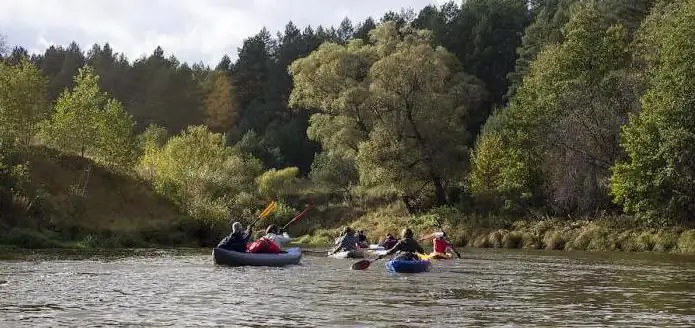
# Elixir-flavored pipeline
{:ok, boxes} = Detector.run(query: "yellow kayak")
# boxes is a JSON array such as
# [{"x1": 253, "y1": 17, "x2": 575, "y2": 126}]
[{"x1": 417, "y1": 252, "x2": 454, "y2": 260}]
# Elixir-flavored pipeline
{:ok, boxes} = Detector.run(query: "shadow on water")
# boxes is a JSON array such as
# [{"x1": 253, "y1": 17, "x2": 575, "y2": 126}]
[{"x1": 1, "y1": 247, "x2": 694, "y2": 327}]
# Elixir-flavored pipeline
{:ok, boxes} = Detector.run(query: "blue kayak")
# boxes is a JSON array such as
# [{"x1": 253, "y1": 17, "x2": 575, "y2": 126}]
[{"x1": 385, "y1": 259, "x2": 431, "y2": 273}]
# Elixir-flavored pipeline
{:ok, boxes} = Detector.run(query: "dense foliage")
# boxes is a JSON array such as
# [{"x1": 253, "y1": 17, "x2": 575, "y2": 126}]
[{"x1": 3, "y1": 0, "x2": 695, "y2": 249}]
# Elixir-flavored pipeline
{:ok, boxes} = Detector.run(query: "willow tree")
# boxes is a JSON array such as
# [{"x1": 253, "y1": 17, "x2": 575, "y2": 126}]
[{"x1": 290, "y1": 22, "x2": 486, "y2": 207}]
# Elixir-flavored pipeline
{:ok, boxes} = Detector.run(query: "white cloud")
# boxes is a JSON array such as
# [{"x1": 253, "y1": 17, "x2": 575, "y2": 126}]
[{"x1": 0, "y1": 0, "x2": 461, "y2": 65}]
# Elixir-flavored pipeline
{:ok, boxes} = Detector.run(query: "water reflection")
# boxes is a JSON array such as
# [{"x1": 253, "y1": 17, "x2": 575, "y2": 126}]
[{"x1": 0, "y1": 249, "x2": 694, "y2": 327}]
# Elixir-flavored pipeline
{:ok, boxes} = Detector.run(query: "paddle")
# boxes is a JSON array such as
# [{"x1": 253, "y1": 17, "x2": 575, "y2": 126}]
[
  {"x1": 281, "y1": 203, "x2": 314, "y2": 231},
  {"x1": 351, "y1": 257, "x2": 382, "y2": 270},
  {"x1": 248, "y1": 201, "x2": 277, "y2": 227}
]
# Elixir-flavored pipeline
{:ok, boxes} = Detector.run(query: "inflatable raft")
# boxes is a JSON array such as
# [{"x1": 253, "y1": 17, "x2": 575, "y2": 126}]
[
  {"x1": 385, "y1": 258, "x2": 431, "y2": 273},
  {"x1": 212, "y1": 247, "x2": 302, "y2": 267},
  {"x1": 329, "y1": 249, "x2": 366, "y2": 259}
]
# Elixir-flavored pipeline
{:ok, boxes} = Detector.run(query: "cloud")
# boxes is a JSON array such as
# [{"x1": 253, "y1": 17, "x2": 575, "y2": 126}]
[{"x1": 0, "y1": 0, "x2": 460, "y2": 65}]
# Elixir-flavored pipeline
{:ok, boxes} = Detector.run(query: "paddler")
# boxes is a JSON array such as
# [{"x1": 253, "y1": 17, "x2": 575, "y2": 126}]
[
  {"x1": 379, "y1": 233, "x2": 398, "y2": 249},
  {"x1": 217, "y1": 221, "x2": 253, "y2": 252},
  {"x1": 263, "y1": 224, "x2": 293, "y2": 247},
  {"x1": 328, "y1": 227, "x2": 360, "y2": 255},
  {"x1": 420, "y1": 231, "x2": 461, "y2": 259},
  {"x1": 376, "y1": 228, "x2": 425, "y2": 261}
]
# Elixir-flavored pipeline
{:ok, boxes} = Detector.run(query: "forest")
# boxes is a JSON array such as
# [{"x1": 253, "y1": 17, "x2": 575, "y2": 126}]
[{"x1": 2, "y1": 0, "x2": 695, "y2": 252}]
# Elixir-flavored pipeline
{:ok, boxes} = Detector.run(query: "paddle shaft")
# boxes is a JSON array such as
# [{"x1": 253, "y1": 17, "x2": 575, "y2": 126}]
[
  {"x1": 249, "y1": 201, "x2": 276, "y2": 227},
  {"x1": 281, "y1": 204, "x2": 314, "y2": 230}
]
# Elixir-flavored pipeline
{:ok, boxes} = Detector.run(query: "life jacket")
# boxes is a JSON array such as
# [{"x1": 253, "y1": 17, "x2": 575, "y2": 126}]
[
  {"x1": 433, "y1": 237, "x2": 448, "y2": 253},
  {"x1": 247, "y1": 237, "x2": 282, "y2": 254}
]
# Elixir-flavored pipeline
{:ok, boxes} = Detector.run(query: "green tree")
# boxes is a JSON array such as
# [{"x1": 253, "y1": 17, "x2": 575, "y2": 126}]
[
  {"x1": 611, "y1": 0, "x2": 695, "y2": 225},
  {"x1": 309, "y1": 151, "x2": 358, "y2": 193},
  {"x1": 290, "y1": 22, "x2": 486, "y2": 207},
  {"x1": 471, "y1": 2, "x2": 634, "y2": 215},
  {"x1": 256, "y1": 167, "x2": 300, "y2": 200},
  {"x1": 138, "y1": 125, "x2": 263, "y2": 223},
  {"x1": 41, "y1": 65, "x2": 105, "y2": 157},
  {"x1": 0, "y1": 60, "x2": 49, "y2": 149},
  {"x1": 506, "y1": 0, "x2": 578, "y2": 99},
  {"x1": 95, "y1": 99, "x2": 137, "y2": 169},
  {"x1": 137, "y1": 123, "x2": 168, "y2": 153},
  {"x1": 203, "y1": 71, "x2": 238, "y2": 133},
  {"x1": 42, "y1": 65, "x2": 136, "y2": 168}
]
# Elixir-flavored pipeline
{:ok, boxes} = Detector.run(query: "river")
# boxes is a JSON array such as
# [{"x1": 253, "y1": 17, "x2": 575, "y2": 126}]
[{"x1": 1, "y1": 248, "x2": 694, "y2": 327}]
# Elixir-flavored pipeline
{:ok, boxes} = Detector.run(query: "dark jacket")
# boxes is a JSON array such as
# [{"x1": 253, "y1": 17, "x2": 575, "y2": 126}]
[
  {"x1": 383, "y1": 237, "x2": 425, "y2": 256},
  {"x1": 217, "y1": 227, "x2": 252, "y2": 252},
  {"x1": 380, "y1": 237, "x2": 398, "y2": 249},
  {"x1": 330, "y1": 234, "x2": 359, "y2": 254}
]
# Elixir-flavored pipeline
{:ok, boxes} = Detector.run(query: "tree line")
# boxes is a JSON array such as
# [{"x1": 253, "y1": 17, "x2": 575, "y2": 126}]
[{"x1": 3, "y1": 0, "x2": 694, "y2": 234}]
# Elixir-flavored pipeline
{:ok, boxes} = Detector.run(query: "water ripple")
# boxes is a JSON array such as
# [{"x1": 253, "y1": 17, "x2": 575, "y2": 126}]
[{"x1": 0, "y1": 249, "x2": 694, "y2": 327}]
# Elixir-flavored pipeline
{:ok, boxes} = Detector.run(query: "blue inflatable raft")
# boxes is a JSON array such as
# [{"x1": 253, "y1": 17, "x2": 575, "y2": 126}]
[{"x1": 385, "y1": 258, "x2": 431, "y2": 273}]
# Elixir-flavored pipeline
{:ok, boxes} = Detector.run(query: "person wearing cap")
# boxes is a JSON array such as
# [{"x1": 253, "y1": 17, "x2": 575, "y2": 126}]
[
  {"x1": 216, "y1": 221, "x2": 253, "y2": 252},
  {"x1": 376, "y1": 228, "x2": 425, "y2": 261}
]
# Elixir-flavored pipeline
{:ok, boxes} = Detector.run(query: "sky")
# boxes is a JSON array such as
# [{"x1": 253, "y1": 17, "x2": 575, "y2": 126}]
[{"x1": 0, "y1": 0, "x2": 460, "y2": 66}]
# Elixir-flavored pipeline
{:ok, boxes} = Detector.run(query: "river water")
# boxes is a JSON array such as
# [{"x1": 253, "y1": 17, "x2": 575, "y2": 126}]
[{"x1": 1, "y1": 248, "x2": 694, "y2": 327}]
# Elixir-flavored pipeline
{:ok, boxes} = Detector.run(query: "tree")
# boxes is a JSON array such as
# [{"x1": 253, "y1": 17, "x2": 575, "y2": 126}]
[
  {"x1": 137, "y1": 125, "x2": 263, "y2": 222},
  {"x1": 470, "y1": 2, "x2": 634, "y2": 215},
  {"x1": 6, "y1": 46, "x2": 30, "y2": 66},
  {"x1": 256, "y1": 167, "x2": 300, "y2": 200},
  {"x1": 95, "y1": 99, "x2": 137, "y2": 169},
  {"x1": 290, "y1": 22, "x2": 486, "y2": 207},
  {"x1": 41, "y1": 65, "x2": 105, "y2": 157},
  {"x1": 611, "y1": 0, "x2": 695, "y2": 225},
  {"x1": 42, "y1": 65, "x2": 136, "y2": 168},
  {"x1": 203, "y1": 71, "x2": 238, "y2": 133},
  {"x1": 309, "y1": 151, "x2": 359, "y2": 193},
  {"x1": 449, "y1": 0, "x2": 530, "y2": 105},
  {"x1": 137, "y1": 123, "x2": 169, "y2": 152},
  {"x1": 506, "y1": 0, "x2": 578, "y2": 99},
  {"x1": 0, "y1": 60, "x2": 49, "y2": 149}
]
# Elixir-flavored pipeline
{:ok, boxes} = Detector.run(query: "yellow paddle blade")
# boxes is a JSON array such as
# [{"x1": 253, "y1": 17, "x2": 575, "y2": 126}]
[{"x1": 259, "y1": 201, "x2": 277, "y2": 218}]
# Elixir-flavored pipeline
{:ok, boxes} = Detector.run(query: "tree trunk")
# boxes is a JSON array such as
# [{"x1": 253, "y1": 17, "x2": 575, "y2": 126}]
[
  {"x1": 431, "y1": 174, "x2": 448, "y2": 206},
  {"x1": 401, "y1": 196, "x2": 417, "y2": 214}
]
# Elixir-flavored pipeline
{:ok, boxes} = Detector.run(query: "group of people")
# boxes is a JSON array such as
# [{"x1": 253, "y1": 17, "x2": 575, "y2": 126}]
[
  {"x1": 329, "y1": 226, "x2": 462, "y2": 261},
  {"x1": 217, "y1": 217, "x2": 462, "y2": 261},
  {"x1": 216, "y1": 221, "x2": 293, "y2": 254}
]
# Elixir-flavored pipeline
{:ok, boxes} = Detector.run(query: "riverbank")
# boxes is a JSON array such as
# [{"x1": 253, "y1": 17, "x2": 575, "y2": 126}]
[
  {"x1": 3, "y1": 147, "x2": 695, "y2": 255},
  {"x1": 290, "y1": 204, "x2": 695, "y2": 255},
  {"x1": 0, "y1": 147, "x2": 203, "y2": 249}
]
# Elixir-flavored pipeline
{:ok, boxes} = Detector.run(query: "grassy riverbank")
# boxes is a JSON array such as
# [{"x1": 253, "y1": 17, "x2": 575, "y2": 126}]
[
  {"x1": 290, "y1": 203, "x2": 695, "y2": 255},
  {"x1": 0, "y1": 147, "x2": 201, "y2": 249}
]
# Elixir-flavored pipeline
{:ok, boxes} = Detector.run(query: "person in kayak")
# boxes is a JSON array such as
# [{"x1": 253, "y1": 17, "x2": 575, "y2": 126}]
[
  {"x1": 247, "y1": 224, "x2": 292, "y2": 254},
  {"x1": 431, "y1": 231, "x2": 461, "y2": 259},
  {"x1": 217, "y1": 221, "x2": 253, "y2": 252},
  {"x1": 376, "y1": 228, "x2": 425, "y2": 261},
  {"x1": 357, "y1": 230, "x2": 369, "y2": 248},
  {"x1": 379, "y1": 233, "x2": 398, "y2": 249},
  {"x1": 264, "y1": 224, "x2": 293, "y2": 247},
  {"x1": 328, "y1": 227, "x2": 360, "y2": 255}
]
